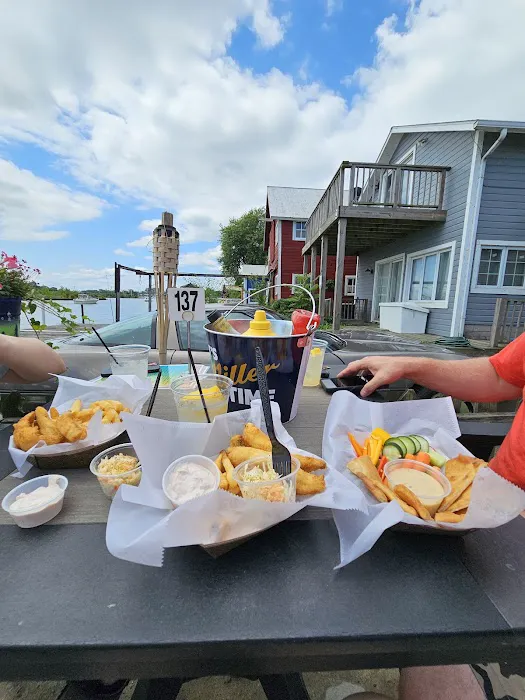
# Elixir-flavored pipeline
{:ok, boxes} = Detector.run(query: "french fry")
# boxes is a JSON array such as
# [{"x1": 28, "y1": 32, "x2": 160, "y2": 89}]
[
  {"x1": 360, "y1": 475, "x2": 389, "y2": 503},
  {"x1": 102, "y1": 408, "x2": 119, "y2": 424},
  {"x1": 219, "y1": 472, "x2": 229, "y2": 490},
  {"x1": 70, "y1": 399, "x2": 82, "y2": 414},
  {"x1": 394, "y1": 485, "x2": 432, "y2": 521},
  {"x1": 214, "y1": 452, "x2": 225, "y2": 472},
  {"x1": 223, "y1": 454, "x2": 241, "y2": 496},
  {"x1": 435, "y1": 511, "x2": 465, "y2": 524},
  {"x1": 50, "y1": 407, "x2": 60, "y2": 420}
]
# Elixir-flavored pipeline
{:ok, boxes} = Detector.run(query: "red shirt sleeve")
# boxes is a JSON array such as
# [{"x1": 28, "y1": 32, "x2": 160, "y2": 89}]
[{"x1": 489, "y1": 332, "x2": 525, "y2": 388}]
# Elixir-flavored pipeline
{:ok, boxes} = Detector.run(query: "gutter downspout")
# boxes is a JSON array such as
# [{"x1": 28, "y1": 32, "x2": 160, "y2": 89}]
[{"x1": 450, "y1": 128, "x2": 508, "y2": 337}]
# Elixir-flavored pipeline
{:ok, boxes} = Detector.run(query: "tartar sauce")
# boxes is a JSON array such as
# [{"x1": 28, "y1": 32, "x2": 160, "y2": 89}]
[
  {"x1": 9, "y1": 475, "x2": 63, "y2": 514},
  {"x1": 166, "y1": 462, "x2": 217, "y2": 505}
]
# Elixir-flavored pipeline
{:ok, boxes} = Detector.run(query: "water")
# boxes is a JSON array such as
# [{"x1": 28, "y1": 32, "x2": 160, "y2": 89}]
[{"x1": 20, "y1": 298, "x2": 157, "y2": 330}]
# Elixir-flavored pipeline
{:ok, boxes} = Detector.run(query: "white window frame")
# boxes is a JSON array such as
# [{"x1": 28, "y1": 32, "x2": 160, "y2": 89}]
[
  {"x1": 380, "y1": 144, "x2": 417, "y2": 204},
  {"x1": 292, "y1": 220, "x2": 307, "y2": 241},
  {"x1": 471, "y1": 240, "x2": 525, "y2": 295},
  {"x1": 291, "y1": 273, "x2": 303, "y2": 287},
  {"x1": 344, "y1": 275, "x2": 356, "y2": 297},
  {"x1": 403, "y1": 241, "x2": 456, "y2": 309},
  {"x1": 371, "y1": 253, "x2": 406, "y2": 320}
]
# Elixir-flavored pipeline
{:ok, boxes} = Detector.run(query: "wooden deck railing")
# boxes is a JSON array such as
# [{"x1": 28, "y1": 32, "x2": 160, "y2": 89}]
[
  {"x1": 306, "y1": 161, "x2": 449, "y2": 247},
  {"x1": 324, "y1": 298, "x2": 370, "y2": 322},
  {"x1": 490, "y1": 298, "x2": 525, "y2": 346}
]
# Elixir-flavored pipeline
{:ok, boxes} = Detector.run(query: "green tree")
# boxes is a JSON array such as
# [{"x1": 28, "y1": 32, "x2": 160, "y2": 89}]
[{"x1": 219, "y1": 207, "x2": 266, "y2": 279}]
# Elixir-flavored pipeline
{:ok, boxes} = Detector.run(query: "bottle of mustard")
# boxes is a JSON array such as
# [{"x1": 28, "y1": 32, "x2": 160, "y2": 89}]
[{"x1": 242, "y1": 310, "x2": 277, "y2": 337}]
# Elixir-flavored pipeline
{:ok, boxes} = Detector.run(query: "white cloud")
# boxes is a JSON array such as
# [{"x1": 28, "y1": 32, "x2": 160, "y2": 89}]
[
  {"x1": 325, "y1": 0, "x2": 343, "y2": 17},
  {"x1": 114, "y1": 248, "x2": 134, "y2": 257},
  {"x1": 127, "y1": 235, "x2": 152, "y2": 248},
  {"x1": 138, "y1": 219, "x2": 160, "y2": 232},
  {"x1": 41, "y1": 265, "x2": 115, "y2": 289},
  {"x1": 0, "y1": 159, "x2": 106, "y2": 242},
  {"x1": 1, "y1": 0, "x2": 525, "y2": 260},
  {"x1": 179, "y1": 244, "x2": 221, "y2": 272}
]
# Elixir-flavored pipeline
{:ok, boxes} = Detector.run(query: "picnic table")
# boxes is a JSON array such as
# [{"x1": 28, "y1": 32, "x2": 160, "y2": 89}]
[{"x1": 0, "y1": 388, "x2": 524, "y2": 700}]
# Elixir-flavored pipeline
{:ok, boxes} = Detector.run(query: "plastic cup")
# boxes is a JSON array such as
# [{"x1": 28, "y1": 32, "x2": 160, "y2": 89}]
[
  {"x1": 1, "y1": 474, "x2": 68, "y2": 528},
  {"x1": 384, "y1": 459, "x2": 452, "y2": 516},
  {"x1": 171, "y1": 373, "x2": 233, "y2": 423},
  {"x1": 108, "y1": 344, "x2": 150, "y2": 380},
  {"x1": 162, "y1": 454, "x2": 220, "y2": 508},
  {"x1": 90, "y1": 443, "x2": 142, "y2": 500},
  {"x1": 233, "y1": 455, "x2": 300, "y2": 503},
  {"x1": 303, "y1": 339, "x2": 328, "y2": 387}
]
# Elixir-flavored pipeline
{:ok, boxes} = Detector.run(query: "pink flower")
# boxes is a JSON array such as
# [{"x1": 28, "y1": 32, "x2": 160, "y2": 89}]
[
  {"x1": 4, "y1": 255, "x2": 19, "y2": 269},
  {"x1": 0, "y1": 284, "x2": 3, "y2": 290}
]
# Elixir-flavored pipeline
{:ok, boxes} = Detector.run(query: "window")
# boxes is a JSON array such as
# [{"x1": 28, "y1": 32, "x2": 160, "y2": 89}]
[
  {"x1": 291, "y1": 273, "x2": 304, "y2": 287},
  {"x1": 344, "y1": 275, "x2": 356, "y2": 296},
  {"x1": 406, "y1": 245, "x2": 453, "y2": 306},
  {"x1": 472, "y1": 242, "x2": 525, "y2": 293},
  {"x1": 292, "y1": 221, "x2": 307, "y2": 241}
]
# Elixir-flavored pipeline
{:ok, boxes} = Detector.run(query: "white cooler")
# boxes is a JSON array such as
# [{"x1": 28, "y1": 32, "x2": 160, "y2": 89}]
[{"x1": 379, "y1": 302, "x2": 429, "y2": 334}]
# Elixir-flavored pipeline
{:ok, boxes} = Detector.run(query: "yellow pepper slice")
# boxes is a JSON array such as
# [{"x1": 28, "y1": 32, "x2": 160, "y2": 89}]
[{"x1": 371, "y1": 427, "x2": 390, "y2": 443}]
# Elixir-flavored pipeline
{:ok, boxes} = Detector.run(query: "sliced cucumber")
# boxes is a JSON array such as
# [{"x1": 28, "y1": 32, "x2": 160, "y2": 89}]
[
  {"x1": 429, "y1": 448, "x2": 447, "y2": 468},
  {"x1": 383, "y1": 437, "x2": 407, "y2": 458},
  {"x1": 408, "y1": 435, "x2": 421, "y2": 453},
  {"x1": 412, "y1": 435, "x2": 430, "y2": 453},
  {"x1": 383, "y1": 443, "x2": 404, "y2": 460},
  {"x1": 398, "y1": 436, "x2": 417, "y2": 455}
]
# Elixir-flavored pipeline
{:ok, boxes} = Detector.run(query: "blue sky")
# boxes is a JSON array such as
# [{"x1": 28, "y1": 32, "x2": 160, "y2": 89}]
[{"x1": 0, "y1": 0, "x2": 523, "y2": 290}]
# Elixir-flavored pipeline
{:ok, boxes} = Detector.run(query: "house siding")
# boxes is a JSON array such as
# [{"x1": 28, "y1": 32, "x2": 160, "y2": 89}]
[
  {"x1": 356, "y1": 130, "x2": 475, "y2": 336},
  {"x1": 279, "y1": 220, "x2": 357, "y2": 298},
  {"x1": 465, "y1": 133, "x2": 525, "y2": 338}
]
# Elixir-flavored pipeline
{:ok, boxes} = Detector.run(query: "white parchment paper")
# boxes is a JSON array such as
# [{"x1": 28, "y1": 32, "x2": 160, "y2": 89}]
[
  {"x1": 323, "y1": 391, "x2": 525, "y2": 567},
  {"x1": 9, "y1": 374, "x2": 152, "y2": 476},
  {"x1": 106, "y1": 400, "x2": 368, "y2": 567}
]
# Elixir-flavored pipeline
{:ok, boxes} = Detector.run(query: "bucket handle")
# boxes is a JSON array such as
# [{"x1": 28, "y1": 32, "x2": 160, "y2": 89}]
[{"x1": 222, "y1": 284, "x2": 317, "y2": 331}]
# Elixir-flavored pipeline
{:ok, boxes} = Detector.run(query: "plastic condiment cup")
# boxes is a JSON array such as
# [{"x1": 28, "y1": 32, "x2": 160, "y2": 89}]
[
  {"x1": 162, "y1": 454, "x2": 221, "y2": 508},
  {"x1": 1, "y1": 474, "x2": 68, "y2": 528},
  {"x1": 233, "y1": 455, "x2": 300, "y2": 503},
  {"x1": 90, "y1": 443, "x2": 141, "y2": 500},
  {"x1": 384, "y1": 459, "x2": 452, "y2": 516},
  {"x1": 171, "y1": 373, "x2": 233, "y2": 423}
]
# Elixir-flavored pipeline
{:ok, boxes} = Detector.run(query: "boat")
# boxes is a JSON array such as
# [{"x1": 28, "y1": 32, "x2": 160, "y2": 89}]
[{"x1": 74, "y1": 294, "x2": 98, "y2": 305}]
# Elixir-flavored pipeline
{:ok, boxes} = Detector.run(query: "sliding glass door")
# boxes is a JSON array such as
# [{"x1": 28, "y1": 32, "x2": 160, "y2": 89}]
[{"x1": 372, "y1": 257, "x2": 404, "y2": 320}]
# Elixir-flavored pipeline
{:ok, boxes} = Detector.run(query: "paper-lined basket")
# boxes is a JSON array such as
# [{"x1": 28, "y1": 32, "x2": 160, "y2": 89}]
[
  {"x1": 105, "y1": 400, "x2": 367, "y2": 567},
  {"x1": 9, "y1": 375, "x2": 152, "y2": 476},
  {"x1": 322, "y1": 391, "x2": 525, "y2": 567}
]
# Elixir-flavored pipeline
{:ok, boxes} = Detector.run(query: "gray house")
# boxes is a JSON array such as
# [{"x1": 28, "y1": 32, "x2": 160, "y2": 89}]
[{"x1": 303, "y1": 119, "x2": 525, "y2": 339}]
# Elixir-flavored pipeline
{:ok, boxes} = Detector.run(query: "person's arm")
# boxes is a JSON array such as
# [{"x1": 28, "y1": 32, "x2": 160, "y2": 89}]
[
  {"x1": 0, "y1": 335, "x2": 66, "y2": 383},
  {"x1": 338, "y1": 356, "x2": 523, "y2": 402}
]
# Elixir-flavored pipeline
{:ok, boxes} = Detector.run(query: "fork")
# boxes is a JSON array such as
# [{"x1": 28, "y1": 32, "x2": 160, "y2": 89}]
[{"x1": 254, "y1": 346, "x2": 292, "y2": 477}]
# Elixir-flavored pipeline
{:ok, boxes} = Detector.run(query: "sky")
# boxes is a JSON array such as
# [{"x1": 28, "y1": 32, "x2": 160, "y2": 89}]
[{"x1": 1, "y1": 0, "x2": 525, "y2": 291}]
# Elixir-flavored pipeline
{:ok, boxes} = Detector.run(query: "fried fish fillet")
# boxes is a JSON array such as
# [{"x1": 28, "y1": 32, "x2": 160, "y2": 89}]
[
  {"x1": 226, "y1": 445, "x2": 270, "y2": 467},
  {"x1": 296, "y1": 468, "x2": 325, "y2": 495},
  {"x1": 56, "y1": 412, "x2": 87, "y2": 443},
  {"x1": 242, "y1": 423, "x2": 272, "y2": 451},
  {"x1": 229, "y1": 434, "x2": 244, "y2": 448},
  {"x1": 35, "y1": 406, "x2": 63, "y2": 445},
  {"x1": 13, "y1": 426, "x2": 42, "y2": 451},
  {"x1": 294, "y1": 454, "x2": 326, "y2": 472},
  {"x1": 14, "y1": 411, "x2": 36, "y2": 429}
]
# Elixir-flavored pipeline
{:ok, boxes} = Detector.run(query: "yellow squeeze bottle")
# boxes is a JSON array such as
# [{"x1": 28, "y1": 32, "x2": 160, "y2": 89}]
[{"x1": 242, "y1": 310, "x2": 277, "y2": 337}]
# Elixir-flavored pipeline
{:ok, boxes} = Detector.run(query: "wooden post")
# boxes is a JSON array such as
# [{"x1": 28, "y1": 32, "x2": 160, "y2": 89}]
[
  {"x1": 332, "y1": 218, "x2": 347, "y2": 332},
  {"x1": 148, "y1": 274, "x2": 152, "y2": 312},
  {"x1": 319, "y1": 235, "x2": 328, "y2": 325},
  {"x1": 114, "y1": 263, "x2": 121, "y2": 322},
  {"x1": 310, "y1": 245, "x2": 317, "y2": 290},
  {"x1": 303, "y1": 253, "x2": 309, "y2": 275},
  {"x1": 490, "y1": 297, "x2": 507, "y2": 347},
  {"x1": 437, "y1": 169, "x2": 447, "y2": 210}
]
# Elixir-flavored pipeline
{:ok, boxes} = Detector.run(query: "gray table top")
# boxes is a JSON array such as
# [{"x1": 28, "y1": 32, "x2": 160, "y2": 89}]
[{"x1": 1, "y1": 386, "x2": 525, "y2": 682}]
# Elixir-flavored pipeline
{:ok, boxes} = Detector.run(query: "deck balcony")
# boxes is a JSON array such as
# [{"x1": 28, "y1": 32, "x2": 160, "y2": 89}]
[{"x1": 302, "y1": 161, "x2": 450, "y2": 329}]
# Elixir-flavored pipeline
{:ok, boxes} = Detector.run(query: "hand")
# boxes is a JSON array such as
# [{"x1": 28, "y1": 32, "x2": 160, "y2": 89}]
[{"x1": 337, "y1": 356, "x2": 412, "y2": 397}]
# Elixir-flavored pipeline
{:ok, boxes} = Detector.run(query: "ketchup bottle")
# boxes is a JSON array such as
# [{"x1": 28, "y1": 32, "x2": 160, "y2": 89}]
[{"x1": 292, "y1": 309, "x2": 320, "y2": 335}]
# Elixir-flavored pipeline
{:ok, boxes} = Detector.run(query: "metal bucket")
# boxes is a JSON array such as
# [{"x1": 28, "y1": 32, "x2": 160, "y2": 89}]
[{"x1": 205, "y1": 284, "x2": 316, "y2": 423}]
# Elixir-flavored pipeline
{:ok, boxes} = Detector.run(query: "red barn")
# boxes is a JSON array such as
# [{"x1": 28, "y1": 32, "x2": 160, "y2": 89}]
[{"x1": 264, "y1": 186, "x2": 357, "y2": 301}]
